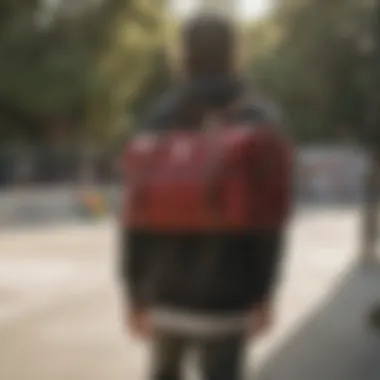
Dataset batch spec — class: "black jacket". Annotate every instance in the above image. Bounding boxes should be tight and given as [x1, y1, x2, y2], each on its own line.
[119, 79, 288, 314]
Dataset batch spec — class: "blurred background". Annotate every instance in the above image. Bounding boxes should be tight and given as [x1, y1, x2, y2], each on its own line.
[0, 0, 380, 379]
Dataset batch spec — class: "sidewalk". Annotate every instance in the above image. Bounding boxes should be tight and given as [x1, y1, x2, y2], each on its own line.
[0, 208, 379, 380]
[257, 265, 380, 380]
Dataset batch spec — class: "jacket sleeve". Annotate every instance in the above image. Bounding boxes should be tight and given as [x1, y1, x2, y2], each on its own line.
[251, 141, 292, 306]
[250, 231, 285, 305]
[246, 100, 292, 306]
[118, 93, 176, 307]
[118, 229, 150, 308]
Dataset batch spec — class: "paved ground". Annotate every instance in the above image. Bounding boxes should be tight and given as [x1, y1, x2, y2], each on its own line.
[0, 208, 379, 380]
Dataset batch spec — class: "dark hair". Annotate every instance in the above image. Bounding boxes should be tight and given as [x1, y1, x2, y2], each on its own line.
[181, 13, 236, 78]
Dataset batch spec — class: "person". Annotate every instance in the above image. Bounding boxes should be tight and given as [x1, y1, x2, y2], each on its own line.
[119, 13, 290, 380]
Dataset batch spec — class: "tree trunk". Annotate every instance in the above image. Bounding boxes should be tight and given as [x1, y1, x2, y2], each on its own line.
[361, 0, 380, 264]
[361, 152, 380, 263]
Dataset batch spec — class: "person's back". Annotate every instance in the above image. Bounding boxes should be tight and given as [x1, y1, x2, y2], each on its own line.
[119, 13, 292, 380]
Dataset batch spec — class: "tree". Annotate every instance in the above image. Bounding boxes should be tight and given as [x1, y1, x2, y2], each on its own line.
[0, 0, 91, 139]
[360, 0, 380, 263]
[248, 0, 373, 142]
[248, 0, 379, 262]
[0, 0, 166, 143]
[86, 0, 167, 142]
[0, 0, 167, 186]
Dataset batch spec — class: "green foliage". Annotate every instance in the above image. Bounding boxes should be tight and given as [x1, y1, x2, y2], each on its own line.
[0, 0, 166, 142]
[86, 0, 166, 140]
[248, 0, 375, 143]
[1, 0, 377, 145]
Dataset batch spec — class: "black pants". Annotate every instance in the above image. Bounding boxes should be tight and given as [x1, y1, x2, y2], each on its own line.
[151, 333, 246, 380]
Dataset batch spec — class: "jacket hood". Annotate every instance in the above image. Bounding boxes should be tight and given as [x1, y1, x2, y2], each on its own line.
[182, 76, 244, 108]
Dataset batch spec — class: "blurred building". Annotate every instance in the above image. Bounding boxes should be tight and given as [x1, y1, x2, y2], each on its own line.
[296, 146, 369, 204]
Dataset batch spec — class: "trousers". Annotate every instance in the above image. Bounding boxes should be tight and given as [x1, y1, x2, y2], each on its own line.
[151, 333, 246, 380]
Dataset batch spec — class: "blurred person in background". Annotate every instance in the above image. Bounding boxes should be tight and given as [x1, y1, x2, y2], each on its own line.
[119, 13, 291, 380]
